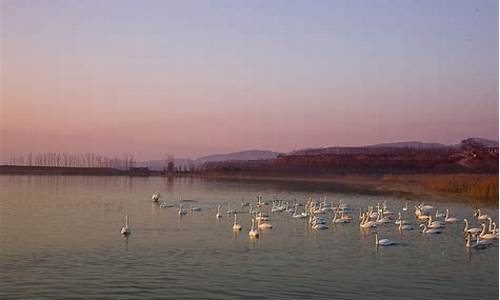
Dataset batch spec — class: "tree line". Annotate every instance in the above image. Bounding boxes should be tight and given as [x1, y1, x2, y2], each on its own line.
[6, 153, 137, 170]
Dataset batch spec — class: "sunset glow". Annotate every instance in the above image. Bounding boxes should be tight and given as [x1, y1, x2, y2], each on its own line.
[1, 0, 498, 160]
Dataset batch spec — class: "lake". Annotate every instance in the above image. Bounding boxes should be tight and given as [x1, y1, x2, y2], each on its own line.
[0, 175, 498, 299]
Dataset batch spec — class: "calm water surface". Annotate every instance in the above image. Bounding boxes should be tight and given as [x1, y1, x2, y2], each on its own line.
[0, 175, 498, 299]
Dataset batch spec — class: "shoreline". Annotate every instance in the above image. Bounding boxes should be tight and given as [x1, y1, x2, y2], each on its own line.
[1, 165, 497, 207]
[194, 173, 498, 207]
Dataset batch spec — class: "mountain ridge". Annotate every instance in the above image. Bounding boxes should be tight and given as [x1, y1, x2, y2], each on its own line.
[196, 149, 280, 164]
[137, 137, 498, 169]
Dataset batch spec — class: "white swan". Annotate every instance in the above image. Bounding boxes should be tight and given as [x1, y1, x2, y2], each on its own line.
[383, 209, 394, 216]
[178, 204, 188, 216]
[360, 214, 377, 228]
[375, 233, 394, 246]
[256, 196, 264, 208]
[340, 210, 353, 221]
[395, 212, 411, 225]
[312, 223, 329, 230]
[399, 222, 413, 231]
[256, 212, 269, 222]
[435, 209, 445, 218]
[292, 206, 307, 219]
[258, 218, 273, 229]
[333, 212, 350, 224]
[120, 215, 131, 235]
[492, 223, 499, 238]
[248, 218, 259, 238]
[475, 209, 490, 221]
[402, 202, 408, 212]
[190, 204, 201, 212]
[444, 209, 459, 223]
[427, 216, 445, 229]
[226, 203, 235, 215]
[466, 233, 492, 249]
[488, 218, 499, 235]
[487, 217, 494, 232]
[151, 192, 160, 203]
[463, 218, 481, 235]
[216, 205, 222, 219]
[417, 214, 430, 221]
[419, 224, 441, 234]
[271, 204, 281, 213]
[479, 223, 498, 240]
[381, 202, 393, 216]
[415, 203, 433, 218]
[310, 215, 327, 226]
[368, 206, 379, 219]
[338, 200, 348, 210]
[232, 214, 242, 231]
[376, 209, 391, 224]
[159, 201, 174, 208]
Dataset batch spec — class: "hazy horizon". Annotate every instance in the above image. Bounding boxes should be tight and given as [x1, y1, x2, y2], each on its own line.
[1, 0, 498, 161]
[1, 136, 498, 162]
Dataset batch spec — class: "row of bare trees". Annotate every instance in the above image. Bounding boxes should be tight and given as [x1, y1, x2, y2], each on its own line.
[6, 153, 137, 170]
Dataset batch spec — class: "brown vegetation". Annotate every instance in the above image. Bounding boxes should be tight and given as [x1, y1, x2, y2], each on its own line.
[0, 165, 163, 176]
[423, 175, 499, 206]
[197, 146, 498, 206]
[199, 148, 498, 175]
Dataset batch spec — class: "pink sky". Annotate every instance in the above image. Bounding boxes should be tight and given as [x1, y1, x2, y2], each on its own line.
[1, 1, 498, 161]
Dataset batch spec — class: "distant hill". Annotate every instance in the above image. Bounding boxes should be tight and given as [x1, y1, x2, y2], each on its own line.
[136, 150, 280, 170]
[201, 137, 498, 175]
[289, 138, 498, 156]
[289, 143, 449, 156]
[196, 150, 280, 164]
[367, 141, 448, 149]
[460, 138, 498, 148]
[138, 138, 498, 170]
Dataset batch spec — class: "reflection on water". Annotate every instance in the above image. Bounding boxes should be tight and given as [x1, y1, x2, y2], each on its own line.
[0, 175, 498, 299]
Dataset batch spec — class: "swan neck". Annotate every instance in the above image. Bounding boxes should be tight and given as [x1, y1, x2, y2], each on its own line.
[480, 224, 486, 236]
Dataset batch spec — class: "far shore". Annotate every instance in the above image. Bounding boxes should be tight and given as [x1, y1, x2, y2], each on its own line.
[1, 165, 497, 207]
[194, 173, 499, 207]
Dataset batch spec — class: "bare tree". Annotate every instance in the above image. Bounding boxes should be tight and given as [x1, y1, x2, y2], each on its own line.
[129, 154, 134, 169]
[166, 154, 175, 173]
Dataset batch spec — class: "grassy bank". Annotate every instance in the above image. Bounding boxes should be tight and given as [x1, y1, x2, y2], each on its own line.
[422, 175, 498, 206]
[333, 174, 499, 207]
[198, 173, 499, 207]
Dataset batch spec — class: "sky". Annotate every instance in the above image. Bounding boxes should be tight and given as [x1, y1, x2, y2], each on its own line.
[1, 0, 498, 160]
